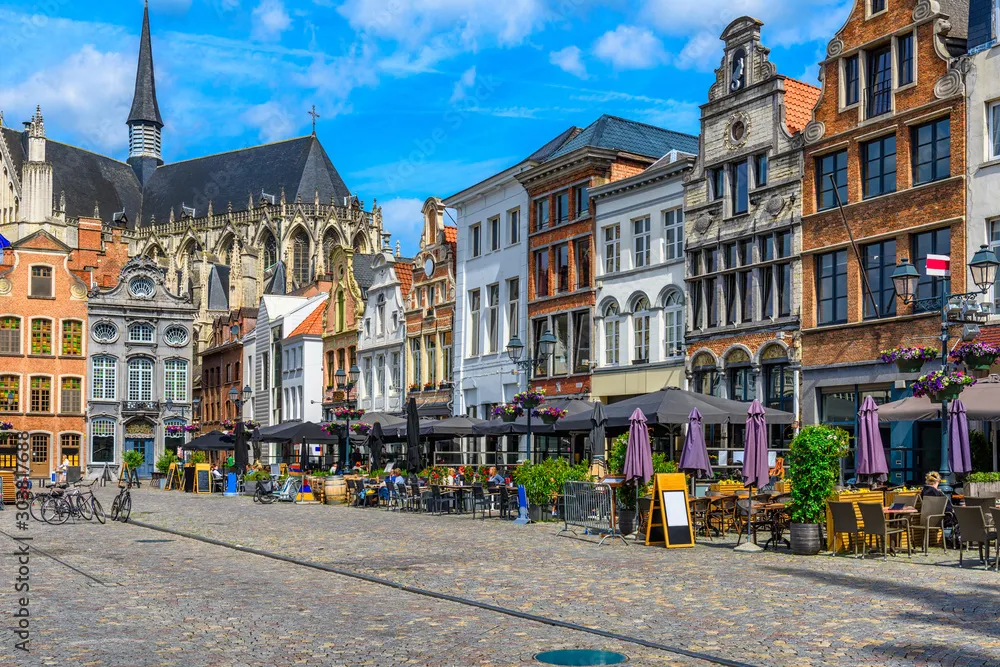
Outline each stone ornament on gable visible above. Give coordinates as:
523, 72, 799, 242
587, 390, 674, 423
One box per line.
933, 68, 963, 99
0, 278, 11, 296
724, 111, 751, 151
912, 0, 941, 22
826, 38, 844, 58
803, 120, 826, 145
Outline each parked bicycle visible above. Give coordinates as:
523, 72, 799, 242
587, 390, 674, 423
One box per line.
253, 475, 278, 504
30, 479, 106, 525
110, 477, 133, 523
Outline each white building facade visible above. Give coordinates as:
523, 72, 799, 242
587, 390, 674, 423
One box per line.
281, 300, 327, 424
591, 153, 694, 403
356, 251, 409, 415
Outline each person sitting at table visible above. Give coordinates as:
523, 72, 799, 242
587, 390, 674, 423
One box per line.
210, 464, 223, 480
487, 467, 505, 486
390, 468, 405, 485
453, 469, 465, 485
921, 471, 956, 527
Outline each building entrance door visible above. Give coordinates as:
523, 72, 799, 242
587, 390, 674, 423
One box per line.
125, 438, 154, 478
29, 433, 51, 478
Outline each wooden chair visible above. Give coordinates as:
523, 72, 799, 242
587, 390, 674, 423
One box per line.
828, 501, 864, 558
690, 497, 713, 540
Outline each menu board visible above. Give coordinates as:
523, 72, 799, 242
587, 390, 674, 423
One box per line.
645, 473, 695, 548
194, 463, 211, 494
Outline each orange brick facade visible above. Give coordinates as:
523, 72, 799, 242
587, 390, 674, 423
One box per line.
798, 0, 968, 437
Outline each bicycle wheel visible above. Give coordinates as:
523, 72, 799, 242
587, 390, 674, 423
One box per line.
110, 494, 122, 521
259, 488, 276, 504
29, 495, 47, 522
76, 494, 93, 521
119, 494, 132, 522
91, 497, 106, 524
42, 497, 70, 525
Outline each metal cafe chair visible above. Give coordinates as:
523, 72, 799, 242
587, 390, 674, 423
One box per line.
828, 501, 864, 558
954, 506, 998, 568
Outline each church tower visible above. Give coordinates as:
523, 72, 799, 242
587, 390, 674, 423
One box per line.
127, 0, 164, 186
21, 106, 53, 224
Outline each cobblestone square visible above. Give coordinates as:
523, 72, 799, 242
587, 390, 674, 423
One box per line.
3, 487, 1000, 666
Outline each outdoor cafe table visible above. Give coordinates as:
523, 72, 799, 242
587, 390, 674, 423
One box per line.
760, 502, 790, 550
882, 507, 916, 554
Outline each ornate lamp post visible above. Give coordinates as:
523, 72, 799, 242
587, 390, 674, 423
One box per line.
891, 245, 1000, 487
505, 331, 556, 459
227, 384, 253, 472
335, 364, 361, 467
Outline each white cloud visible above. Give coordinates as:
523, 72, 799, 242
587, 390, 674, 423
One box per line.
378, 197, 426, 256
673, 31, 721, 72
593, 25, 668, 70
549, 46, 587, 79
251, 0, 292, 42
450, 66, 477, 103
241, 100, 297, 142
0, 45, 133, 154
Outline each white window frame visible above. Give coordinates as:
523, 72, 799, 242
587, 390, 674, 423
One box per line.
664, 291, 684, 358
507, 208, 520, 245
470, 223, 482, 258
604, 303, 620, 366
507, 277, 520, 343
632, 297, 651, 362
486, 283, 499, 354
604, 224, 621, 274
92, 356, 117, 401
468, 288, 481, 357
663, 208, 684, 262
988, 100, 1000, 161
128, 322, 155, 343
164, 359, 188, 402
127, 358, 153, 402
489, 216, 501, 252
633, 216, 651, 268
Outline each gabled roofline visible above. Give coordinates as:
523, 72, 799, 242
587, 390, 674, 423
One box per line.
589, 153, 696, 201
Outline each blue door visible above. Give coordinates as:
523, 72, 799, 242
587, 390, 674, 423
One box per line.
125, 438, 154, 478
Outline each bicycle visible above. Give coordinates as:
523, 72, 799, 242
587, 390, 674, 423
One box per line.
110, 477, 133, 522
253, 475, 277, 504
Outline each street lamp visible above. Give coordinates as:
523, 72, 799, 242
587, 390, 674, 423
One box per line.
228, 384, 253, 472
891, 248, 1000, 488
505, 331, 556, 461
335, 364, 361, 468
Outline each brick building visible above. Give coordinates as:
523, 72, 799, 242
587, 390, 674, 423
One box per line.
799, 0, 969, 483
198, 308, 257, 432
404, 198, 456, 418
515, 115, 698, 426
683, 17, 820, 470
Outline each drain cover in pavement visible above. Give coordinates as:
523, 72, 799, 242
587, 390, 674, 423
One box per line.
534, 650, 628, 665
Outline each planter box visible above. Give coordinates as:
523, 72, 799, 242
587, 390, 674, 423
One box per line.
774, 480, 792, 494
244, 481, 257, 496
965, 481, 1000, 497
710, 482, 750, 495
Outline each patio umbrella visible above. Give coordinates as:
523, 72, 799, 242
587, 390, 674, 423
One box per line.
419, 415, 484, 438
856, 396, 888, 485
406, 396, 421, 473
184, 430, 234, 451
367, 421, 385, 469
678, 408, 712, 480
879, 377, 1000, 422
623, 408, 653, 486
741, 400, 770, 490
949, 399, 973, 475
587, 402, 607, 460
737, 400, 769, 551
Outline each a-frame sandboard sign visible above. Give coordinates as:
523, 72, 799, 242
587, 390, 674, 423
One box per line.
644, 472, 695, 548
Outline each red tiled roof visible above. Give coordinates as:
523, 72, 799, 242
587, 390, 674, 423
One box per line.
784, 78, 822, 135
287, 301, 325, 338
395, 262, 413, 296
444, 226, 457, 244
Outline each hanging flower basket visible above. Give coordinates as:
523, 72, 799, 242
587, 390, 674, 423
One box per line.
950, 341, 1000, 372
333, 407, 365, 420
321, 422, 340, 436
912, 369, 976, 403
183, 423, 201, 433
532, 406, 567, 425
0, 421, 14, 431
493, 403, 523, 423
350, 422, 371, 435
165, 425, 185, 435
879, 346, 939, 374
513, 389, 545, 410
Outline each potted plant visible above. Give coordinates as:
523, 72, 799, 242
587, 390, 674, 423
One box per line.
350, 422, 371, 435
513, 388, 545, 410
188, 451, 207, 465
532, 406, 567, 425
950, 341, 1000, 373
409, 383, 420, 393
786, 425, 849, 555
512, 457, 590, 521
912, 369, 976, 403
606, 433, 679, 534
493, 403, 523, 422
423, 382, 435, 391
879, 346, 939, 374
333, 407, 365, 420
122, 449, 145, 475
0, 420, 15, 431
183, 423, 200, 433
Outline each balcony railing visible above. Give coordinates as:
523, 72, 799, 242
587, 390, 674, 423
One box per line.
122, 400, 161, 414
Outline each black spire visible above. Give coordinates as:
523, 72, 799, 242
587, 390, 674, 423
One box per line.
127, 1, 163, 128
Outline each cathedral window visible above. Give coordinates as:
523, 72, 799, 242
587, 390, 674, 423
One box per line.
292, 230, 310, 285
263, 234, 277, 269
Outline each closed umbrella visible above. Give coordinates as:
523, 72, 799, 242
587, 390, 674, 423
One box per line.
367, 421, 385, 469
406, 396, 421, 473
856, 396, 888, 485
737, 400, 769, 551
678, 408, 712, 480
588, 402, 607, 461
623, 409, 653, 486
949, 399, 973, 475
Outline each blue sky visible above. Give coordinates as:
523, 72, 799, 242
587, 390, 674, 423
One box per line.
0, 0, 851, 256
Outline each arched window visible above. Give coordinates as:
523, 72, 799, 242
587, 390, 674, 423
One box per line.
128, 322, 154, 343
219, 238, 233, 265
291, 229, 310, 285
376, 294, 386, 336
322, 228, 342, 267
164, 360, 188, 402
336, 290, 346, 332
632, 296, 650, 362
91, 418, 116, 464
262, 232, 277, 269
604, 302, 620, 366
664, 290, 684, 358
127, 358, 153, 401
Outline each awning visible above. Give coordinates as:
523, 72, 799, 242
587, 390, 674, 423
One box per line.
257, 421, 338, 443
184, 430, 235, 451
879, 377, 1000, 422
472, 398, 595, 436
419, 415, 485, 438
416, 401, 452, 418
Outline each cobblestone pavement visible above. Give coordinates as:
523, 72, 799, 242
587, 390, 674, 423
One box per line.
4, 486, 1000, 666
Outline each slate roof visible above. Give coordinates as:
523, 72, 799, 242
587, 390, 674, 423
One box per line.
352, 253, 378, 298
2, 128, 142, 224
287, 301, 325, 338
128, 2, 163, 127
784, 79, 822, 135
207, 264, 230, 311
548, 115, 699, 160
526, 126, 580, 162
264, 262, 286, 295
140, 135, 350, 226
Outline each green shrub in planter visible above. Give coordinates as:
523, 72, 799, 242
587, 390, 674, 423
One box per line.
606, 433, 679, 509
511, 458, 591, 509
155, 451, 180, 474
122, 449, 145, 471
188, 451, 207, 465
787, 425, 849, 524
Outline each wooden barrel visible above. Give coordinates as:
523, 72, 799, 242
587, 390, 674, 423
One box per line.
309, 477, 325, 503
325, 477, 346, 505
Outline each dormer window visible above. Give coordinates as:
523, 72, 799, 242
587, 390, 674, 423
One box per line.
730, 48, 746, 92
865, 45, 892, 119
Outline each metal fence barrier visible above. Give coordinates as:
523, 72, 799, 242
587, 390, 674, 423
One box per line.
557, 481, 627, 546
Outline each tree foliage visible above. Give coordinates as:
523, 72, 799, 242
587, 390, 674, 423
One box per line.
787, 425, 848, 524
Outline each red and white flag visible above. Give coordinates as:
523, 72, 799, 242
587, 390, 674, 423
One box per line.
926, 254, 951, 277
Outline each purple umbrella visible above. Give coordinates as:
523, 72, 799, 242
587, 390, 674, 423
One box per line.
856, 396, 888, 485
742, 400, 769, 490
678, 408, 712, 479
949, 399, 972, 475
623, 408, 653, 486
